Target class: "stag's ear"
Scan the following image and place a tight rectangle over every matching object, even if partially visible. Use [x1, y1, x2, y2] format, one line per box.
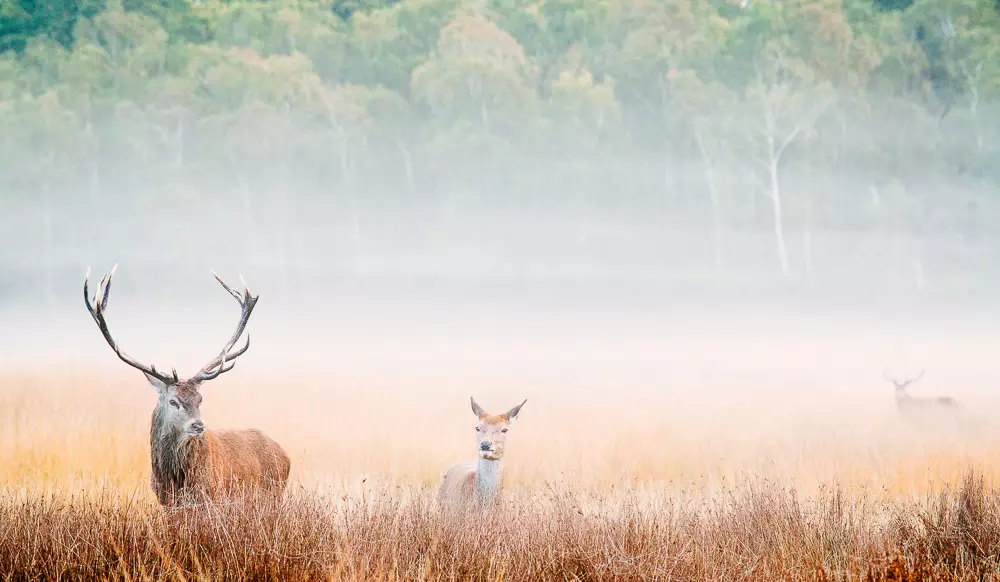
[144, 372, 169, 393]
[506, 399, 527, 424]
[471, 397, 485, 418]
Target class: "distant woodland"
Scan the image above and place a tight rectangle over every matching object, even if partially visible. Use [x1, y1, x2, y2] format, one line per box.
[2, 0, 999, 298]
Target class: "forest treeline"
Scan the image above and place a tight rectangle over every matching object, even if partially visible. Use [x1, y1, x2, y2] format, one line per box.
[1, 0, 999, 295]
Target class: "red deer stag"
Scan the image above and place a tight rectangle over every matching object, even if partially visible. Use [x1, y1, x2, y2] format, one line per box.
[438, 397, 526, 511]
[883, 369, 958, 416]
[84, 265, 290, 506]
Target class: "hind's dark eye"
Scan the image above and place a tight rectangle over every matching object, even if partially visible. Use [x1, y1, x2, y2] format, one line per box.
[475, 427, 480, 432]
[169, 400, 180, 409]
[502, 429, 508, 433]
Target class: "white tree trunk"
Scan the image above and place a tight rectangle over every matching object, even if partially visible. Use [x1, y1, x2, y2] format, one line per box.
[341, 138, 362, 265]
[397, 139, 416, 198]
[695, 134, 724, 271]
[227, 146, 258, 257]
[41, 153, 55, 310]
[768, 160, 790, 277]
[803, 228, 812, 275]
[912, 258, 925, 290]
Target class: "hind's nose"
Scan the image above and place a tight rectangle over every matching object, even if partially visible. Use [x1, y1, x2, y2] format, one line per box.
[479, 441, 492, 451]
[189, 421, 205, 435]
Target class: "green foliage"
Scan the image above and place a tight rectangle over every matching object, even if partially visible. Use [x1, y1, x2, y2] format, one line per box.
[331, 0, 401, 21]
[122, 0, 210, 44]
[0, 0, 998, 254]
[1, 0, 104, 53]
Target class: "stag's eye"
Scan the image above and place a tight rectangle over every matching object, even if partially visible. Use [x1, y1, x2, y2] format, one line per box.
[501, 429, 508, 433]
[169, 399, 180, 409]
[475, 427, 480, 432]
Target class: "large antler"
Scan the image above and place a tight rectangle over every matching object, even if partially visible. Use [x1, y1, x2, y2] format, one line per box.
[84, 265, 178, 385]
[192, 271, 258, 383]
[883, 369, 925, 389]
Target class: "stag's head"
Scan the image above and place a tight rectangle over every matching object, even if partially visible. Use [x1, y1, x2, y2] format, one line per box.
[151, 379, 207, 438]
[84, 265, 258, 439]
[471, 397, 526, 461]
[883, 369, 925, 398]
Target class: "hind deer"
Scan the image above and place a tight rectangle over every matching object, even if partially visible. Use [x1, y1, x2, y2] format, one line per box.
[883, 369, 958, 415]
[84, 265, 291, 507]
[438, 397, 526, 511]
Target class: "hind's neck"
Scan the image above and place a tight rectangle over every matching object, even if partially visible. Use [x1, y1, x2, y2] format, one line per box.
[475, 458, 503, 506]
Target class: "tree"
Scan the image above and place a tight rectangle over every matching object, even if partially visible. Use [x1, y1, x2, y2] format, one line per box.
[1, 0, 104, 53]
[671, 70, 737, 271]
[719, 1, 851, 277]
[411, 9, 539, 150]
[547, 67, 621, 150]
[122, 0, 210, 44]
[345, 0, 461, 95]
[906, 0, 1000, 143]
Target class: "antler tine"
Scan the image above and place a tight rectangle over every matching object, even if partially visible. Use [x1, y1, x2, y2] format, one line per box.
[199, 335, 250, 376]
[84, 266, 175, 385]
[194, 272, 258, 383]
[882, 370, 904, 387]
[211, 269, 243, 302]
[884, 368, 925, 389]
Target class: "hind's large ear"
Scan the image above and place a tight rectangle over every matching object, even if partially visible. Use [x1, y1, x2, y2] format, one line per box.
[471, 397, 485, 418]
[144, 372, 169, 393]
[506, 399, 527, 423]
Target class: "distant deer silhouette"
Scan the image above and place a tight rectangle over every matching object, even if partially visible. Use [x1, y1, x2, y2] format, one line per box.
[84, 265, 290, 506]
[883, 369, 958, 416]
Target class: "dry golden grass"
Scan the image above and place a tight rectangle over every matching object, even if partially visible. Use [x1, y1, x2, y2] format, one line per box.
[4, 335, 1000, 581]
[6, 467, 1000, 580]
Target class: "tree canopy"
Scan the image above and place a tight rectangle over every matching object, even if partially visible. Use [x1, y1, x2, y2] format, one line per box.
[2, 0, 999, 295]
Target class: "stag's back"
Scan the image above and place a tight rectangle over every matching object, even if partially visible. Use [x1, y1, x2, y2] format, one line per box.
[896, 395, 959, 416]
[206, 429, 291, 495]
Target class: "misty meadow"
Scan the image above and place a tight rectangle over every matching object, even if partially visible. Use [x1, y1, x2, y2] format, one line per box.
[3, 0, 1000, 580]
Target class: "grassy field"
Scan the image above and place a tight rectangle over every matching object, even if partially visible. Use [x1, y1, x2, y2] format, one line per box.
[4, 308, 1000, 580]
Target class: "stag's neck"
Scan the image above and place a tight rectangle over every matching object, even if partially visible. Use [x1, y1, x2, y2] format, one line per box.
[475, 458, 503, 506]
[150, 412, 207, 489]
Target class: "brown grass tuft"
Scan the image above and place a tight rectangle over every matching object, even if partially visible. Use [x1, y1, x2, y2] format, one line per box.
[5, 475, 1000, 581]
[6, 355, 1000, 580]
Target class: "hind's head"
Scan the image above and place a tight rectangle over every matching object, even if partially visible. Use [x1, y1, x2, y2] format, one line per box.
[470, 397, 526, 461]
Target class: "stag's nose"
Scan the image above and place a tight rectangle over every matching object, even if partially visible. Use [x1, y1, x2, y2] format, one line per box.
[479, 441, 492, 451]
[189, 421, 205, 435]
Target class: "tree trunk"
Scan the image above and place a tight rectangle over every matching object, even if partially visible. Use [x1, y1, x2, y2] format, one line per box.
[41, 153, 55, 310]
[175, 118, 185, 168]
[341, 136, 362, 267]
[970, 91, 983, 152]
[88, 146, 102, 260]
[768, 160, 790, 277]
[227, 146, 257, 256]
[694, 133, 724, 271]
[397, 139, 416, 198]
[803, 228, 812, 275]
[912, 257, 925, 290]
[278, 150, 290, 295]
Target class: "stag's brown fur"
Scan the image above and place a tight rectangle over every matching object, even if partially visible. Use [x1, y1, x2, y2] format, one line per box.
[150, 383, 290, 505]
[152, 430, 290, 505]
[84, 266, 291, 508]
